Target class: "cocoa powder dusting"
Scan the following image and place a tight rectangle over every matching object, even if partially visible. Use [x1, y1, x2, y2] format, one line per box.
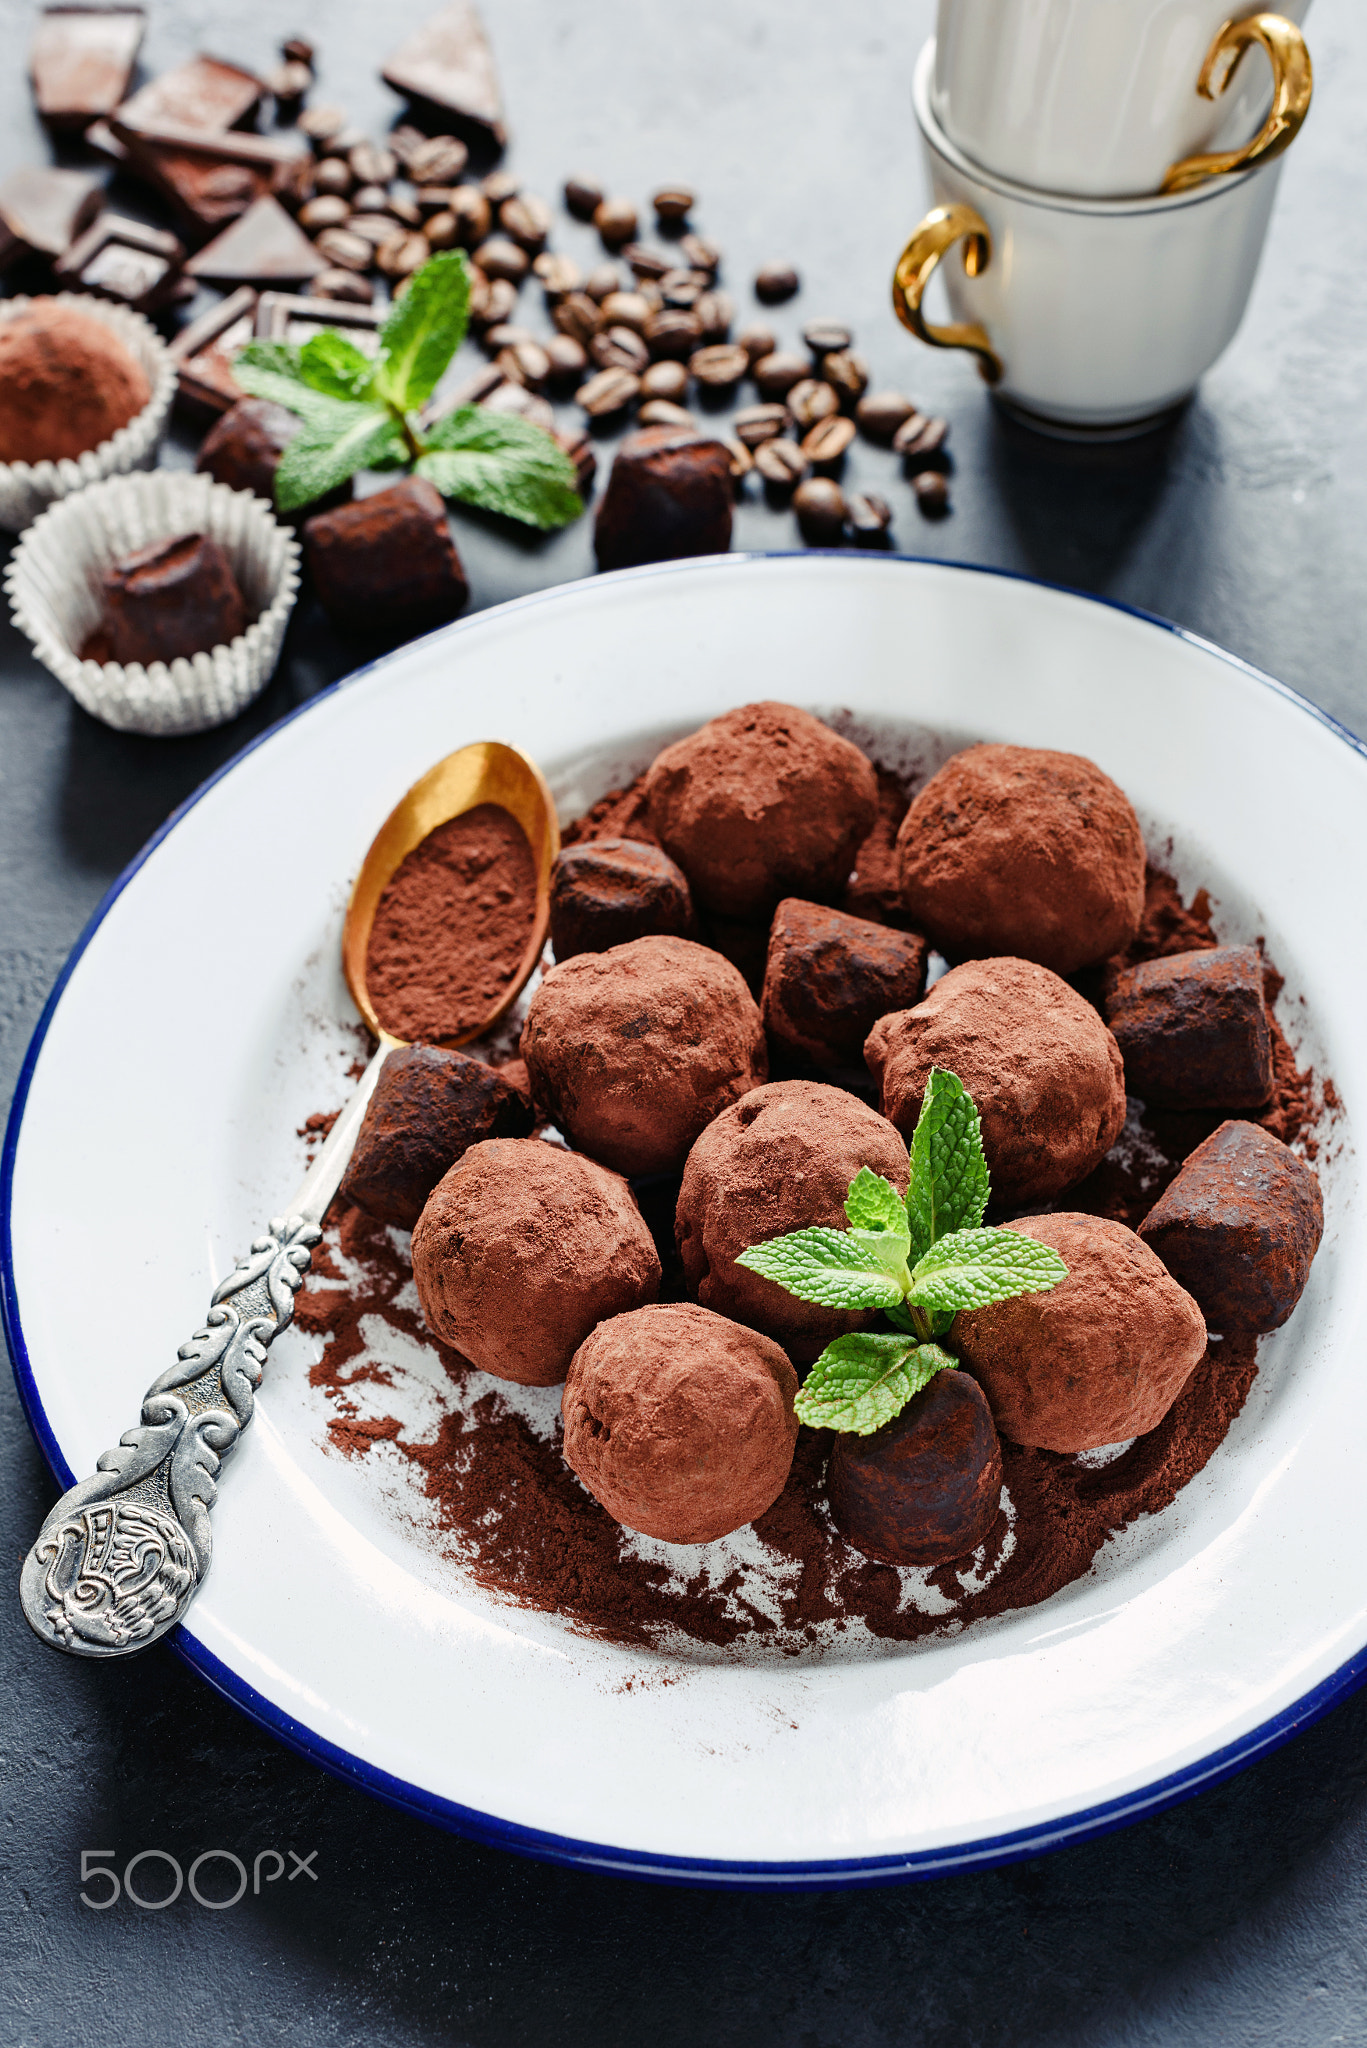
[365, 804, 537, 1043]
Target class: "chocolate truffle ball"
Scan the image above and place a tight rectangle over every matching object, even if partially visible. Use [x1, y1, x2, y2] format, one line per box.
[0, 300, 150, 465]
[954, 1213, 1207, 1453]
[411, 1137, 661, 1385]
[338, 1044, 534, 1228]
[761, 898, 927, 1067]
[897, 744, 1146, 974]
[549, 836, 696, 960]
[520, 934, 767, 1176]
[562, 1302, 799, 1543]
[676, 1079, 910, 1364]
[828, 1369, 1003, 1566]
[645, 701, 879, 919]
[864, 957, 1126, 1207]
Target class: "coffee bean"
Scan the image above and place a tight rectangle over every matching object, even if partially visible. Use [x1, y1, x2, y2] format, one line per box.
[794, 477, 847, 544]
[312, 267, 374, 303]
[470, 274, 518, 327]
[754, 437, 810, 489]
[534, 251, 581, 299]
[641, 359, 689, 401]
[484, 382, 554, 431]
[681, 232, 721, 274]
[802, 414, 856, 471]
[299, 194, 350, 232]
[282, 36, 314, 65]
[408, 135, 470, 186]
[821, 350, 870, 404]
[737, 324, 776, 365]
[694, 289, 732, 341]
[600, 290, 652, 333]
[268, 59, 313, 107]
[689, 343, 749, 390]
[483, 323, 535, 354]
[893, 412, 950, 466]
[478, 236, 529, 283]
[579, 366, 641, 418]
[447, 186, 492, 247]
[563, 174, 603, 221]
[802, 319, 851, 355]
[500, 193, 552, 253]
[753, 350, 809, 399]
[554, 426, 596, 493]
[313, 157, 352, 196]
[384, 194, 423, 228]
[591, 325, 650, 375]
[349, 142, 397, 186]
[545, 334, 588, 385]
[412, 185, 456, 214]
[424, 210, 459, 251]
[653, 187, 694, 223]
[733, 402, 789, 448]
[636, 280, 664, 314]
[659, 273, 702, 309]
[348, 213, 406, 248]
[482, 170, 520, 206]
[351, 184, 390, 216]
[787, 378, 838, 430]
[846, 492, 894, 543]
[622, 243, 672, 281]
[583, 263, 621, 303]
[553, 292, 602, 345]
[723, 438, 754, 484]
[315, 226, 372, 272]
[638, 398, 696, 428]
[496, 339, 552, 391]
[644, 308, 702, 361]
[377, 232, 430, 277]
[856, 390, 916, 444]
[594, 196, 638, 246]
[300, 105, 348, 148]
[755, 262, 799, 303]
[913, 470, 951, 516]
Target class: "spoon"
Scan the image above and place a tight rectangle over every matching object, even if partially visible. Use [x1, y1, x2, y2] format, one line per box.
[20, 740, 559, 1659]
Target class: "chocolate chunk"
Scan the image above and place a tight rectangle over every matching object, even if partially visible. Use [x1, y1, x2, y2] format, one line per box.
[382, 2, 507, 148]
[338, 1044, 534, 1229]
[30, 6, 145, 131]
[253, 289, 383, 348]
[168, 286, 258, 414]
[93, 531, 247, 666]
[1138, 1119, 1324, 1336]
[761, 898, 927, 1067]
[0, 167, 103, 270]
[828, 1370, 1003, 1566]
[594, 427, 733, 572]
[303, 477, 469, 641]
[112, 123, 300, 239]
[116, 53, 264, 134]
[186, 194, 327, 283]
[1103, 944, 1274, 1110]
[54, 213, 185, 312]
[549, 837, 696, 960]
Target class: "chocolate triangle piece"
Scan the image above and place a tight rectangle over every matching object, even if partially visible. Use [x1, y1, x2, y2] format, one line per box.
[168, 286, 259, 415]
[30, 7, 146, 132]
[115, 52, 264, 134]
[382, 2, 506, 148]
[0, 166, 103, 271]
[186, 194, 327, 283]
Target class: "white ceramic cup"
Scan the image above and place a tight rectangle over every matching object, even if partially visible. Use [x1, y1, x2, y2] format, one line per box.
[894, 39, 1285, 435]
[933, 0, 1311, 198]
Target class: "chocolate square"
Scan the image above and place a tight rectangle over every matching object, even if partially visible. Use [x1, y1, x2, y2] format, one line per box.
[54, 212, 185, 312]
[0, 165, 103, 271]
[30, 6, 145, 132]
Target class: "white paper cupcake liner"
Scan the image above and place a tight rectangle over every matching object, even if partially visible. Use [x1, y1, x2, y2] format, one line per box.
[5, 469, 301, 736]
[0, 294, 177, 534]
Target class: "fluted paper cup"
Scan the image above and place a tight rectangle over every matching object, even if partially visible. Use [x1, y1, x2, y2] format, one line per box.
[0, 294, 177, 533]
[5, 470, 301, 735]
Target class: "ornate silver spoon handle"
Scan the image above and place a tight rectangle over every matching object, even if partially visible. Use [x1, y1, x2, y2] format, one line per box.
[19, 1046, 388, 1659]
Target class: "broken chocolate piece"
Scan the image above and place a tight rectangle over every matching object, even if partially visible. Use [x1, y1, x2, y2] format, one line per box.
[168, 286, 258, 414]
[114, 52, 264, 135]
[93, 531, 247, 665]
[253, 289, 382, 349]
[1138, 1119, 1324, 1335]
[828, 1370, 1003, 1566]
[594, 426, 733, 572]
[549, 837, 696, 960]
[0, 166, 102, 271]
[382, 1, 507, 148]
[112, 120, 302, 239]
[761, 898, 927, 1067]
[54, 213, 185, 312]
[186, 194, 326, 284]
[338, 1045, 534, 1229]
[1103, 944, 1274, 1111]
[303, 477, 469, 640]
[30, 6, 145, 132]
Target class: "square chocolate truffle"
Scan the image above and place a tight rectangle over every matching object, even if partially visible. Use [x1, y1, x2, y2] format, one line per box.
[1103, 944, 1273, 1110]
[761, 897, 927, 1067]
[339, 1044, 534, 1229]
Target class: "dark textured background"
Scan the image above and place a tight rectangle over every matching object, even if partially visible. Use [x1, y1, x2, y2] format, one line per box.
[3, 1, 1366, 2041]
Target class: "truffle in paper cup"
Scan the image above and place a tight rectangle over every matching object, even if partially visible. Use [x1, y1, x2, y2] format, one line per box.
[5, 470, 301, 736]
[0, 295, 176, 534]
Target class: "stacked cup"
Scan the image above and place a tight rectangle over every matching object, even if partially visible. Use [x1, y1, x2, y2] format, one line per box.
[893, 3, 1313, 436]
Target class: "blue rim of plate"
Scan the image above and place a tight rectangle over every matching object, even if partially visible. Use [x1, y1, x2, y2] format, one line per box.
[5, 550, 1367, 1889]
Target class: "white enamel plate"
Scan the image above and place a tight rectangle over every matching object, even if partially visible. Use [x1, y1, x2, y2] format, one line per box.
[5, 555, 1365, 1886]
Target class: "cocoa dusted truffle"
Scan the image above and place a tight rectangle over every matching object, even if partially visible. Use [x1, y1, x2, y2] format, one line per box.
[0, 300, 150, 465]
[1138, 1119, 1324, 1335]
[1103, 945, 1273, 1110]
[761, 898, 927, 1067]
[865, 957, 1126, 1207]
[86, 532, 247, 666]
[411, 1137, 661, 1386]
[338, 1044, 534, 1229]
[303, 476, 469, 640]
[645, 701, 879, 919]
[594, 426, 733, 571]
[196, 396, 354, 518]
[562, 1302, 799, 1543]
[549, 837, 696, 960]
[520, 934, 767, 1176]
[897, 744, 1146, 974]
[954, 1213, 1207, 1453]
[828, 1370, 1003, 1566]
[676, 1079, 910, 1364]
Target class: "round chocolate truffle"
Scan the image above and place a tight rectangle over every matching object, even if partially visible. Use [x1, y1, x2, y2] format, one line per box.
[828, 1369, 1003, 1566]
[411, 1137, 661, 1386]
[896, 744, 1146, 974]
[954, 1212, 1207, 1453]
[0, 301, 150, 465]
[644, 701, 879, 919]
[864, 957, 1126, 1207]
[549, 836, 696, 960]
[520, 934, 768, 1177]
[676, 1079, 910, 1364]
[562, 1302, 799, 1543]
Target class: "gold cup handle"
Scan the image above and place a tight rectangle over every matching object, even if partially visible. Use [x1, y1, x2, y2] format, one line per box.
[891, 203, 1004, 385]
[1161, 12, 1313, 196]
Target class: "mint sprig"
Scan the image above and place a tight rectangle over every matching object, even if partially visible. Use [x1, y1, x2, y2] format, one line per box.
[232, 249, 582, 529]
[735, 1066, 1068, 1437]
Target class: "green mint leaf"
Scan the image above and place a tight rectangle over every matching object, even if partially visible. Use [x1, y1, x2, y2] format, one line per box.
[735, 1228, 905, 1311]
[297, 330, 376, 402]
[906, 1066, 991, 1264]
[376, 250, 471, 411]
[415, 407, 582, 530]
[233, 350, 371, 432]
[273, 406, 407, 514]
[794, 1336, 956, 1436]
[906, 1226, 1068, 1316]
[844, 1167, 910, 1241]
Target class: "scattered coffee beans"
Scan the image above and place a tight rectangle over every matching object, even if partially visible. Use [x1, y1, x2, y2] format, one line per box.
[583, 263, 622, 302]
[641, 359, 689, 401]
[638, 398, 696, 428]
[623, 244, 673, 281]
[754, 261, 799, 303]
[802, 319, 851, 354]
[737, 325, 776, 364]
[913, 470, 951, 516]
[482, 170, 519, 206]
[733, 402, 789, 447]
[847, 492, 894, 543]
[723, 437, 753, 483]
[563, 174, 603, 220]
[690, 343, 749, 390]
[802, 414, 856, 471]
[500, 193, 551, 253]
[754, 437, 809, 488]
[579, 366, 641, 418]
[787, 378, 838, 430]
[653, 187, 693, 223]
[477, 236, 529, 283]
[594, 196, 638, 246]
[893, 412, 950, 466]
[694, 289, 732, 341]
[821, 350, 870, 404]
[681, 232, 720, 273]
[592, 325, 650, 375]
[753, 349, 809, 400]
[534, 252, 581, 299]
[794, 477, 847, 543]
[645, 308, 702, 360]
[553, 292, 602, 345]
[600, 289, 651, 333]
[856, 390, 916, 443]
[545, 334, 588, 385]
